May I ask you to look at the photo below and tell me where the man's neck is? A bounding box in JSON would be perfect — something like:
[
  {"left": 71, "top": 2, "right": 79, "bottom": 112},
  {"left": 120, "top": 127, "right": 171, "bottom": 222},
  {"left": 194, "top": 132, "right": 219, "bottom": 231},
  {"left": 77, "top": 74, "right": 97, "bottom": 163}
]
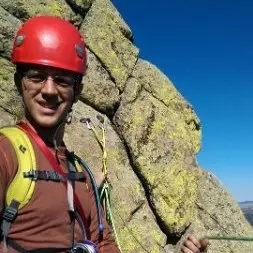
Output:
[{"left": 23, "top": 118, "right": 65, "bottom": 148}]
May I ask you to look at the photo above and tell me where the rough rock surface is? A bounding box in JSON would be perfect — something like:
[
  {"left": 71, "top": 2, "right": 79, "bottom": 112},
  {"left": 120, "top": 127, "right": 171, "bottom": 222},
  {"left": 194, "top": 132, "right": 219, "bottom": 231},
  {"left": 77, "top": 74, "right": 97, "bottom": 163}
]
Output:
[
  {"left": 0, "top": 0, "right": 252, "bottom": 252},
  {"left": 80, "top": 0, "right": 139, "bottom": 91},
  {"left": 0, "top": 0, "right": 74, "bottom": 21},
  {"left": 174, "top": 171, "right": 253, "bottom": 252},
  {"left": 80, "top": 50, "right": 120, "bottom": 115},
  {"left": 65, "top": 102, "right": 167, "bottom": 252},
  {"left": 0, "top": 6, "right": 22, "bottom": 59},
  {"left": 114, "top": 60, "right": 201, "bottom": 236}
]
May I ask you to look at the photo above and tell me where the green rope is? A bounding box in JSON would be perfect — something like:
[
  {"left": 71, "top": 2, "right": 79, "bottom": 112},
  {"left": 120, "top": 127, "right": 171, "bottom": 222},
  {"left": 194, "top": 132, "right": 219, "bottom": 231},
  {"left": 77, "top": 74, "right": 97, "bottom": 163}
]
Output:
[
  {"left": 202, "top": 236, "right": 253, "bottom": 241},
  {"left": 104, "top": 187, "right": 121, "bottom": 249}
]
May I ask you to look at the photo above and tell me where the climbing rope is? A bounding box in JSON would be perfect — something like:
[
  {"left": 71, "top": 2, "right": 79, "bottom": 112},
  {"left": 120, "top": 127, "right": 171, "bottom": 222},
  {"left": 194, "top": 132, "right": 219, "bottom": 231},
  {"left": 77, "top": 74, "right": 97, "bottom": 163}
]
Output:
[
  {"left": 80, "top": 116, "right": 122, "bottom": 252},
  {"left": 202, "top": 235, "right": 253, "bottom": 241}
]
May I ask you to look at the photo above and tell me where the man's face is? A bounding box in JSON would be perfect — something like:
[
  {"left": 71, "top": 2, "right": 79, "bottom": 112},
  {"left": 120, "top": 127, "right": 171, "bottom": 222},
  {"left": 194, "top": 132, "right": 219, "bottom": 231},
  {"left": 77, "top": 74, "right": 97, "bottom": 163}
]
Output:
[{"left": 20, "top": 65, "right": 78, "bottom": 128}]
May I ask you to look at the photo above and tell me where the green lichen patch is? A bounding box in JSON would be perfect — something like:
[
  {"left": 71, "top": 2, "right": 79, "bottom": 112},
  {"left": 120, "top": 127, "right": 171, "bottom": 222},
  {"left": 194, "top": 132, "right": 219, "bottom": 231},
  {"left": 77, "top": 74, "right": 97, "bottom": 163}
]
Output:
[
  {"left": 0, "top": 58, "right": 15, "bottom": 83},
  {"left": 81, "top": 50, "right": 119, "bottom": 116},
  {"left": 117, "top": 212, "right": 166, "bottom": 252},
  {"left": 19, "top": 0, "right": 74, "bottom": 19},
  {"left": 114, "top": 82, "right": 201, "bottom": 234},
  {"left": 0, "top": 58, "right": 24, "bottom": 119}
]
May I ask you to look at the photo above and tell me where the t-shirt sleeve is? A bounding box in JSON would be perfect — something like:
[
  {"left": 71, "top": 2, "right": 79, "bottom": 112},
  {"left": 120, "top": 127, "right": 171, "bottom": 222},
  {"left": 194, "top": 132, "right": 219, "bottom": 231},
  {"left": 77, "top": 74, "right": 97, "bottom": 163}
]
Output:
[
  {"left": 0, "top": 136, "right": 18, "bottom": 213},
  {"left": 88, "top": 180, "right": 121, "bottom": 253}
]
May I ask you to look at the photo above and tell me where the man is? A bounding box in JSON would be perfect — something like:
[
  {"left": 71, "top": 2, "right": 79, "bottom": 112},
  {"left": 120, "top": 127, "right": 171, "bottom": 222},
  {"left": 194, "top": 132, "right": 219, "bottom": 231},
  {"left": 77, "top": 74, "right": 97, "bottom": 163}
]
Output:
[{"left": 0, "top": 15, "right": 120, "bottom": 252}]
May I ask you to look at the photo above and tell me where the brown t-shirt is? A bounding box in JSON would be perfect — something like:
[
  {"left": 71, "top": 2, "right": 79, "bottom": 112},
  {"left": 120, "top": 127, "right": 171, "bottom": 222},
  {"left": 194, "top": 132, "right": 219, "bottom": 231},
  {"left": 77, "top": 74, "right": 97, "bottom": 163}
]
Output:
[{"left": 0, "top": 131, "right": 120, "bottom": 253}]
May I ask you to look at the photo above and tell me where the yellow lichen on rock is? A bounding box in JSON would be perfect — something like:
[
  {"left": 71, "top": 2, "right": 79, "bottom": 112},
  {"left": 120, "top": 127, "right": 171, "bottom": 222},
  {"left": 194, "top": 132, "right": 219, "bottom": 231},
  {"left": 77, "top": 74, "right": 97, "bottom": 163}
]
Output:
[
  {"left": 19, "top": 0, "right": 73, "bottom": 19},
  {"left": 80, "top": 0, "right": 139, "bottom": 91}
]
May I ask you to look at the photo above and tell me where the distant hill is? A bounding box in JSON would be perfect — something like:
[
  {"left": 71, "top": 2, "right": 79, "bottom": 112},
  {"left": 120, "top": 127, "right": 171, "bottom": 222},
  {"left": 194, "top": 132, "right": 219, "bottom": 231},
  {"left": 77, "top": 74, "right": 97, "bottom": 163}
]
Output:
[{"left": 239, "top": 201, "right": 253, "bottom": 226}]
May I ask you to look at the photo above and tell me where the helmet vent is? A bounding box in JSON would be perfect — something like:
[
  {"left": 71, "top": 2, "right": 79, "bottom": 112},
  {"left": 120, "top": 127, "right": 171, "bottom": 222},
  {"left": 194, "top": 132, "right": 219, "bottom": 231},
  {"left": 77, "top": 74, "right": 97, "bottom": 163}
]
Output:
[
  {"left": 75, "top": 44, "right": 85, "bottom": 58},
  {"left": 15, "top": 35, "right": 25, "bottom": 47}
]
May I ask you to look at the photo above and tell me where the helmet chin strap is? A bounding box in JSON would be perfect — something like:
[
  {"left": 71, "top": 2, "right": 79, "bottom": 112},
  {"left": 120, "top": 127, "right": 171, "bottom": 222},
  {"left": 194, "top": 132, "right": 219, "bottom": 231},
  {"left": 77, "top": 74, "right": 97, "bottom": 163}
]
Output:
[
  {"left": 66, "top": 108, "right": 73, "bottom": 125},
  {"left": 53, "top": 108, "right": 73, "bottom": 149}
]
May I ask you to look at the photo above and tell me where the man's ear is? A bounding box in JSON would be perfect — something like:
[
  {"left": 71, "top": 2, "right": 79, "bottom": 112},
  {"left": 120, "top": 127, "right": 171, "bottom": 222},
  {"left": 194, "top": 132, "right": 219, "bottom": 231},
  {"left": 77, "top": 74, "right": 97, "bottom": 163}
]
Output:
[
  {"left": 73, "top": 81, "right": 84, "bottom": 103},
  {"left": 14, "top": 72, "right": 23, "bottom": 95}
]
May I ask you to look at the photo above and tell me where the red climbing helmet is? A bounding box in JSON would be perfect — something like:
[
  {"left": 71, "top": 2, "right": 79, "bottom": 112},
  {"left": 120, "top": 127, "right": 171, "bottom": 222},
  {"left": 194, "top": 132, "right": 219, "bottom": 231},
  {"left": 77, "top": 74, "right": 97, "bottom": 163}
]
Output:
[{"left": 12, "top": 16, "right": 87, "bottom": 74}]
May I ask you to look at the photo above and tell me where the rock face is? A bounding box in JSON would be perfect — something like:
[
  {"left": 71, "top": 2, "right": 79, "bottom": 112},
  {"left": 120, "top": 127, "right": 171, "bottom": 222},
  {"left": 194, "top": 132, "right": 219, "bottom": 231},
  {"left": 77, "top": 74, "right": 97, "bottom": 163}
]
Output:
[{"left": 0, "top": 0, "right": 252, "bottom": 252}]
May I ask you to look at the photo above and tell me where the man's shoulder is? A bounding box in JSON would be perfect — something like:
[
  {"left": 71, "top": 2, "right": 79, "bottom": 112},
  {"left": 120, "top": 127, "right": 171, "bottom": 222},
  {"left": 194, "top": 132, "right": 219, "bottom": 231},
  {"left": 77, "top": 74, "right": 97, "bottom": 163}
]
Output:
[
  {"left": 0, "top": 127, "right": 19, "bottom": 183},
  {"left": 0, "top": 132, "right": 15, "bottom": 148},
  {"left": 0, "top": 125, "right": 20, "bottom": 148}
]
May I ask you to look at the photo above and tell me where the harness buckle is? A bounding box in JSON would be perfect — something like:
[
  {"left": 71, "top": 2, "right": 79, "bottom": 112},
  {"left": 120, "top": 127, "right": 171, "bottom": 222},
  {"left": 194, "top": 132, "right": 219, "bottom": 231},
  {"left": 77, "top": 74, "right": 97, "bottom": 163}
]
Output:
[
  {"left": 2, "top": 206, "right": 18, "bottom": 223},
  {"left": 45, "top": 170, "right": 50, "bottom": 180},
  {"left": 23, "top": 170, "right": 38, "bottom": 181},
  {"left": 51, "top": 171, "right": 62, "bottom": 182}
]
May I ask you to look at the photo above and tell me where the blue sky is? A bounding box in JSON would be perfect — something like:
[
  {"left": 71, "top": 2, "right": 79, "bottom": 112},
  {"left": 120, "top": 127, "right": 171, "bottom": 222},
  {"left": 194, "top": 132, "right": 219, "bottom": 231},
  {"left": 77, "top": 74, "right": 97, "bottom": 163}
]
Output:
[{"left": 111, "top": 0, "right": 253, "bottom": 202}]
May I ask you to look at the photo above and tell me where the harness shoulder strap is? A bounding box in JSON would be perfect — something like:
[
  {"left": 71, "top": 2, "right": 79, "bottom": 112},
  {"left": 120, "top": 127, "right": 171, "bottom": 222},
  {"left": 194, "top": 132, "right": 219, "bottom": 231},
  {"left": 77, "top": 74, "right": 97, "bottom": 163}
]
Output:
[{"left": 0, "top": 127, "right": 36, "bottom": 209}]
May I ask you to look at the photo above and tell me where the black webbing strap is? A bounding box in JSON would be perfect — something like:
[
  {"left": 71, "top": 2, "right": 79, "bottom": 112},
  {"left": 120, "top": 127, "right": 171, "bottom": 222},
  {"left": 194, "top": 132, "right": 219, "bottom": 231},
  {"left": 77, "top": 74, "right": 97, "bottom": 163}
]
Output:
[
  {"left": 8, "top": 238, "right": 70, "bottom": 253},
  {"left": 1, "top": 200, "right": 19, "bottom": 250},
  {"left": 23, "top": 170, "right": 86, "bottom": 182},
  {"left": 66, "top": 152, "right": 84, "bottom": 247}
]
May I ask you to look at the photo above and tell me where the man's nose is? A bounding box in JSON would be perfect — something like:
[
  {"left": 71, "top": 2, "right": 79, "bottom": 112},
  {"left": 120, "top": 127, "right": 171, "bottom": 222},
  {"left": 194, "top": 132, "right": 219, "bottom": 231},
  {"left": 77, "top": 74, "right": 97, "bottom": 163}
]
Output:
[{"left": 40, "top": 77, "right": 58, "bottom": 95}]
